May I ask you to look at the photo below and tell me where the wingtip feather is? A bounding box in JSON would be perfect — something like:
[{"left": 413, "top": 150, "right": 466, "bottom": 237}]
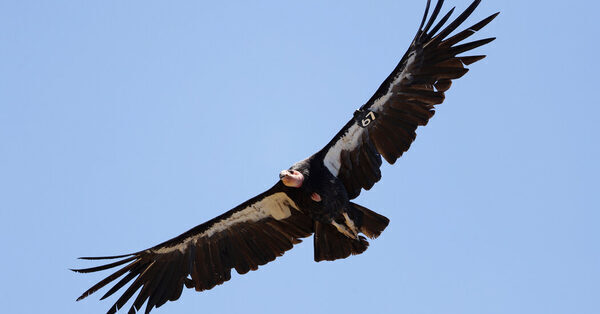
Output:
[{"left": 78, "top": 253, "right": 135, "bottom": 260}]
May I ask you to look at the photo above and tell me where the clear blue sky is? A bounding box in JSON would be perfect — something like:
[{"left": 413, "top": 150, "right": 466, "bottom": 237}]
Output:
[{"left": 1, "top": 1, "right": 598, "bottom": 313}]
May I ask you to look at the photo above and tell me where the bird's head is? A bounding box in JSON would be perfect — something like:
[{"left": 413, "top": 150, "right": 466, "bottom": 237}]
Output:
[{"left": 279, "top": 169, "right": 304, "bottom": 188}]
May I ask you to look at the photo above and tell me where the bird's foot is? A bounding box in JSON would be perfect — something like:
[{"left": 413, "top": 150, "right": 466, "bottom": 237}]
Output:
[
  {"left": 342, "top": 212, "right": 359, "bottom": 236},
  {"left": 331, "top": 220, "right": 357, "bottom": 239}
]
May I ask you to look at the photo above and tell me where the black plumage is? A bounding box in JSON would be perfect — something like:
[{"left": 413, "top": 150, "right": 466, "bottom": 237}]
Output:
[{"left": 73, "top": 1, "right": 498, "bottom": 313}]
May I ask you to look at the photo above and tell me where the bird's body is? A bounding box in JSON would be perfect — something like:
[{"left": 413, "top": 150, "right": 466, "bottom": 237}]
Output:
[
  {"left": 284, "top": 154, "right": 378, "bottom": 260},
  {"left": 288, "top": 155, "right": 349, "bottom": 222},
  {"left": 73, "top": 1, "right": 499, "bottom": 313}
]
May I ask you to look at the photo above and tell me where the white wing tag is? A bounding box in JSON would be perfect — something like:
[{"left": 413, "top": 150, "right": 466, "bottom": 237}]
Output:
[{"left": 354, "top": 109, "right": 377, "bottom": 128}]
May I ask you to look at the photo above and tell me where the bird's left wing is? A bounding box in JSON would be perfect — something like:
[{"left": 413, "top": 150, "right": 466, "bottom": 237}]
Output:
[
  {"left": 72, "top": 183, "right": 312, "bottom": 314},
  {"left": 320, "top": 0, "right": 498, "bottom": 199}
]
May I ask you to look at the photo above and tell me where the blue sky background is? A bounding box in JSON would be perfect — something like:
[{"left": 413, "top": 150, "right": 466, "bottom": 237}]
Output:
[{"left": 1, "top": 1, "right": 598, "bottom": 313}]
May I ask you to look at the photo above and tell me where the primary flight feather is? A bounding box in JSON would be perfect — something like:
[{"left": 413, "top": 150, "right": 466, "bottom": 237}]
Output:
[{"left": 73, "top": 1, "right": 498, "bottom": 313}]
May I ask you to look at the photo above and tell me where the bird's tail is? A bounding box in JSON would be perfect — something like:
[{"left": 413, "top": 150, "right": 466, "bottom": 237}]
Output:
[
  {"left": 313, "top": 202, "right": 389, "bottom": 262},
  {"left": 351, "top": 202, "right": 390, "bottom": 240}
]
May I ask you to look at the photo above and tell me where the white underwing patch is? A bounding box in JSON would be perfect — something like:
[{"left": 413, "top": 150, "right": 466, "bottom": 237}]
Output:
[
  {"left": 323, "top": 50, "right": 417, "bottom": 178},
  {"left": 373, "top": 51, "right": 416, "bottom": 111},
  {"left": 323, "top": 124, "right": 363, "bottom": 176},
  {"left": 202, "top": 192, "right": 298, "bottom": 237},
  {"left": 152, "top": 193, "right": 299, "bottom": 254}
]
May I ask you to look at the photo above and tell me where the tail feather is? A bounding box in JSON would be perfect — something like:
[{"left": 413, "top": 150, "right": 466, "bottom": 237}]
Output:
[
  {"left": 313, "top": 203, "right": 388, "bottom": 262},
  {"left": 350, "top": 202, "right": 390, "bottom": 239},
  {"left": 313, "top": 221, "right": 368, "bottom": 262}
]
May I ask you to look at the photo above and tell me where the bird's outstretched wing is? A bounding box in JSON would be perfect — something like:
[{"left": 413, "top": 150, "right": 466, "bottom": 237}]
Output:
[
  {"left": 72, "top": 183, "right": 312, "bottom": 314},
  {"left": 320, "top": 0, "right": 498, "bottom": 199}
]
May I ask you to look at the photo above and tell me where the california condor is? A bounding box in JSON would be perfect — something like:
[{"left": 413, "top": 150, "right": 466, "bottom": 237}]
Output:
[{"left": 73, "top": 1, "right": 498, "bottom": 313}]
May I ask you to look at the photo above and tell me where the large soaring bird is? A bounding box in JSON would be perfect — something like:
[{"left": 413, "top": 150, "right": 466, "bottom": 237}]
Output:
[{"left": 73, "top": 1, "right": 498, "bottom": 313}]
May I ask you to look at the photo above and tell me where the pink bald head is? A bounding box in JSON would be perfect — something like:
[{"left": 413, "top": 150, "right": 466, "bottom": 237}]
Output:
[{"left": 279, "top": 170, "right": 304, "bottom": 188}]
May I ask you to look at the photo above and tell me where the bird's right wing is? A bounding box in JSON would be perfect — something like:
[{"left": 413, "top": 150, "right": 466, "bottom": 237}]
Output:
[{"left": 72, "top": 183, "right": 313, "bottom": 314}]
